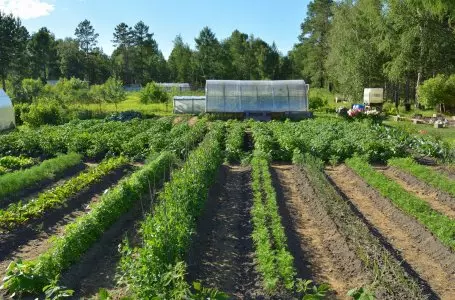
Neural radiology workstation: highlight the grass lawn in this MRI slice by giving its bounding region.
[384,119,455,145]
[73,90,205,116]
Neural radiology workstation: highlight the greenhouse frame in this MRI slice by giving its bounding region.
[173,96,206,114]
[205,80,309,113]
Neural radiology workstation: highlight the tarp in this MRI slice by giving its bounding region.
[0,89,15,131]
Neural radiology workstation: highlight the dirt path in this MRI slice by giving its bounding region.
[271,164,368,299]
[186,165,262,299]
[0,167,130,298]
[326,165,455,299]
[376,166,455,219]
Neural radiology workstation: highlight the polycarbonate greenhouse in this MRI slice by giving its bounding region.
[205,80,309,113]
[173,96,206,114]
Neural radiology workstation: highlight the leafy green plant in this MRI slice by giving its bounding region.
[140,82,169,104]
[348,287,376,300]
[119,123,224,298]
[250,151,296,293]
[225,120,246,163]
[0,156,34,171]
[296,279,330,300]
[0,153,82,201]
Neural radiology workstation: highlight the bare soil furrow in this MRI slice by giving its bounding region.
[326,164,455,299]
[271,164,368,299]
[186,165,262,299]
[376,166,455,218]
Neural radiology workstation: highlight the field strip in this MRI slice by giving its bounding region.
[431,165,455,180]
[271,164,368,298]
[376,166,455,219]
[0,166,130,288]
[186,165,262,298]
[326,164,455,299]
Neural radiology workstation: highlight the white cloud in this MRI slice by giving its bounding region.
[0,0,55,19]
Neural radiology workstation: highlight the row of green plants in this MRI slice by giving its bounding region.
[225,120,246,163]
[1,152,177,297]
[250,152,296,293]
[0,153,82,202]
[388,157,455,197]
[119,123,225,299]
[0,156,36,175]
[165,118,208,159]
[292,152,425,299]
[0,118,158,159]
[0,156,128,229]
[250,121,287,160]
[346,156,455,250]
[269,118,454,164]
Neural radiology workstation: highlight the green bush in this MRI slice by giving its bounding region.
[140,82,169,104]
[382,102,398,115]
[309,96,327,110]
[418,74,455,112]
[21,79,45,103]
[21,99,67,127]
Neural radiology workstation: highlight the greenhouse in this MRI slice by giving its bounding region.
[173,96,206,114]
[205,80,309,113]
[0,89,15,131]
[158,83,191,92]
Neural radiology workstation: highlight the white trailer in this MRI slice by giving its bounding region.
[364,88,384,110]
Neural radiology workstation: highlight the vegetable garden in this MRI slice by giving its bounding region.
[0,116,454,299]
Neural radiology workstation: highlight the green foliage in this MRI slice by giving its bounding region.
[0,153,82,201]
[119,124,224,298]
[269,118,453,163]
[225,120,246,163]
[53,77,90,103]
[21,99,66,127]
[418,74,455,111]
[346,156,455,250]
[388,157,455,197]
[0,156,34,171]
[139,82,169,104]
[20,78,44,103]
[0,156,128,229]
[103,77,126,109]
[1,152,177,296]
[348,287,375,300]
[250,153,297,293]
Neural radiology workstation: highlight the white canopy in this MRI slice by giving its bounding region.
[0,89,15,131]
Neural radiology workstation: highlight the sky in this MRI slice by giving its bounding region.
[0,0,309,58]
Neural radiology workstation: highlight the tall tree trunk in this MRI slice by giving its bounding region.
[416,71,422,107]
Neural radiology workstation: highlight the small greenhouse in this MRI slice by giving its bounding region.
[173,96,206,114]
[0,89,15,131]
[205,80,309,113]
[158,83,191,92]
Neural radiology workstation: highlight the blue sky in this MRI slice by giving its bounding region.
[1,0,309,58]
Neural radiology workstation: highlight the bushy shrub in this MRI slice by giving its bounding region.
[309,96,327,110]
[418,74,455,112]
[382,102,398,115]
[21,99,66,127]
[13,103,30,125]
[103,77,126,110]
[140,82,169,104]
[53,77,90,103]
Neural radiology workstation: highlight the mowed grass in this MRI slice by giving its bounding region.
[74,91,205,116]
[384,120,455,145]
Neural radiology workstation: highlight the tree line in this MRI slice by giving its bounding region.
[1,0,455,107]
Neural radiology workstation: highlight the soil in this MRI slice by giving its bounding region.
[0,162,87,209]
[376,166,455,218]
[0,165,132,297]
[432,165,455,180]
[186,165,263,299]
[326,165,455,299]
[271,164,369,299]
[188,116,198,126]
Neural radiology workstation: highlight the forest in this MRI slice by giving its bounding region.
[1,0,455,108]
